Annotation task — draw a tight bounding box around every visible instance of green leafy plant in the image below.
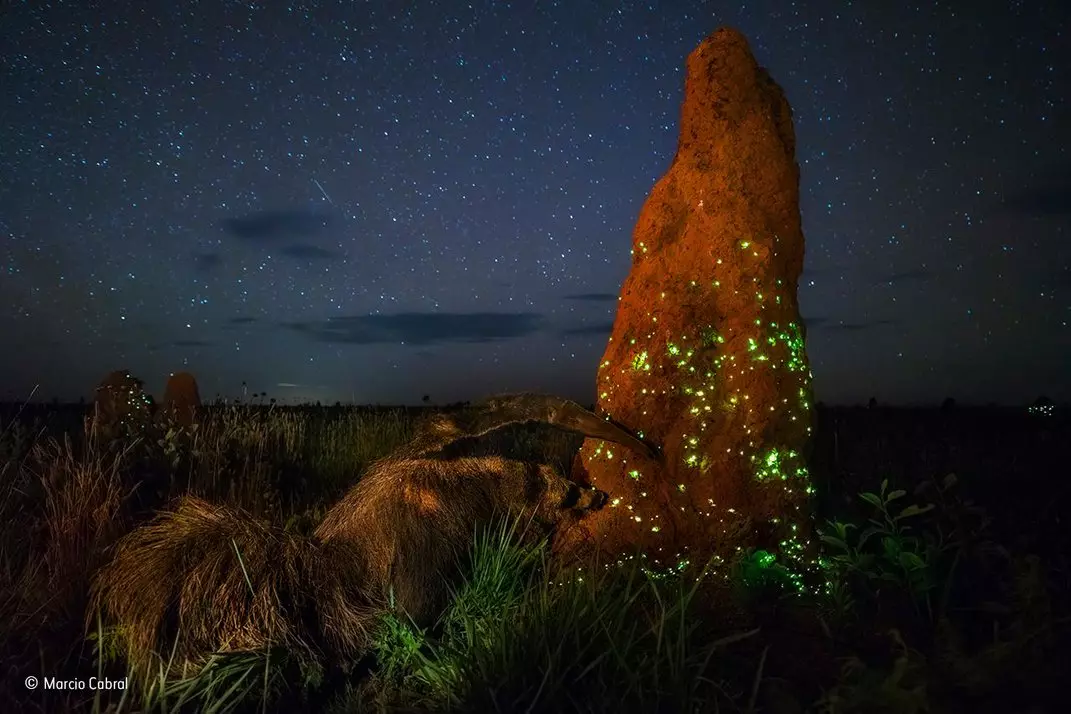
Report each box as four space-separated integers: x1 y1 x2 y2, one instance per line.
732 547 799 603
819 478 939 621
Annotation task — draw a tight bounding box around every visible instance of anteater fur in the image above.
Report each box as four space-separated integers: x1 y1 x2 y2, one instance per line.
90 393 657 676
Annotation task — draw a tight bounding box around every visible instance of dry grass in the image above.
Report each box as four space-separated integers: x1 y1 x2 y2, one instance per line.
1 401 1067 713
90 396 629 682
0 403 415 708
90 496 375 682
5 436 132 627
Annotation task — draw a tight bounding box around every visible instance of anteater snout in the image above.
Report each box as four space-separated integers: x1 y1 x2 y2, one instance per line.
575 486 608 511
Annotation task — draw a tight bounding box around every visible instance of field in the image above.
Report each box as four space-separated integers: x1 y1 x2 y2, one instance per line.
1 399 1069 713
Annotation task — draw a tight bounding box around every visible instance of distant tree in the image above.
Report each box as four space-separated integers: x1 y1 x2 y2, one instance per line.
422 394 430 404
867 397 878 409
941 397 956 411
334 400 342 408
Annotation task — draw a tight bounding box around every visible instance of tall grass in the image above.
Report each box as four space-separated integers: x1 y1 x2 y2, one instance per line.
0 404 413 711
364 520 760 713
1 403 1068 713
171 405 412 517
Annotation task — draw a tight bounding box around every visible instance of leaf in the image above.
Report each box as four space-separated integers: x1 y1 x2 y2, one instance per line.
854 552 876 565
898 503 935 519
880 478 889 495
899 551 927 571
857 526 883 550
860 492 884 510
942 473 958 490
832 521 856 538
820 535 850 552
886 489 907 502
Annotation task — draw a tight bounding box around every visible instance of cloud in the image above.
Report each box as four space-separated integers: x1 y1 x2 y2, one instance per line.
560 322 614 337
148 339 214 351
563 292 618 302
1000 162 1071 216
220 209 333 243
1001 189 1071 216
278 243 338 260
193 252 222 272
564 316 901 338
802 315 900 332
880 269 931 285
285 312 546 346
801 265 843 283
814 318 899 333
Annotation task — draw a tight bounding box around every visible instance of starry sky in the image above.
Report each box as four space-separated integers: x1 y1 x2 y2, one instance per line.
2 1 1069 407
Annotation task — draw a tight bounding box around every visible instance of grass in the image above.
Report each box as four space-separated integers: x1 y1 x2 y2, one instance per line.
1 399 1069 712
358 521 762 713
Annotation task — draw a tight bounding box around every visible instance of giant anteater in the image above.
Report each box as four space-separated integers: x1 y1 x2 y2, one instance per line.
90 393 657 676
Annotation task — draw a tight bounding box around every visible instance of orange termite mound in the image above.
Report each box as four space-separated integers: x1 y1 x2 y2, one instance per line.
92 369 155 437
161 371 202 427
557 28 818 581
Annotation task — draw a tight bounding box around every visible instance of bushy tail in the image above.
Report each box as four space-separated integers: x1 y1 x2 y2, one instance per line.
89 496 376 677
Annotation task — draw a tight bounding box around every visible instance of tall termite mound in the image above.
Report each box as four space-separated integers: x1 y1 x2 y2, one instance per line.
92 369 155 438
161 371 201 426
559 28 818 583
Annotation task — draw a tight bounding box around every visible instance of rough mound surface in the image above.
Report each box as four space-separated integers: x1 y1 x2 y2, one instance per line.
161 371 201 426
92 369 155 438
559 28 818 583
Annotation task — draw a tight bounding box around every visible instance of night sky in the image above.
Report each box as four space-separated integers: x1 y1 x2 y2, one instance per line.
2 1 1069 407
